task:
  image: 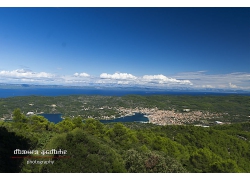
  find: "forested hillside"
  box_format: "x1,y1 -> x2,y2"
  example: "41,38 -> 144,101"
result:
1,109 -> 250,173
1,95 -> 250,122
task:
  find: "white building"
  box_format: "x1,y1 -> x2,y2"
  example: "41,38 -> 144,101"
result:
215,121 -> 223,124
26,112 -> 34,116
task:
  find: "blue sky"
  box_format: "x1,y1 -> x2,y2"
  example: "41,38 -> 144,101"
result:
0,7 -> 249,90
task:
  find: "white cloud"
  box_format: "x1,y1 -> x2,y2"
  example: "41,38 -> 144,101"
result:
143,74 -> 168,81
73,72 -> 90,77
202,85 -> 214,88
229,82 -> 237,88
117,81 -> 129,85
142,74 -> 192,85
0,69 -> 54,79
100,73 -> 137,80
98,73 -> 192,86
173,71 -> 250,90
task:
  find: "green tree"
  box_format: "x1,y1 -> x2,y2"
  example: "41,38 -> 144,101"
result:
72,117 -> 83,128
55,117 -> 76,132
29,115 -> 50,131
42,128 -> 126,173
106,123 -> 138,148
124,149 -> 187,173
83,118 -> 105,137
13,108 -> 26,123
189,148 -> 222,172
210,159 -> 240,173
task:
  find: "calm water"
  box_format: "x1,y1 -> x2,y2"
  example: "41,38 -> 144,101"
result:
99,113 -> 149,124
38,113 -> 148,124
38,113 -> 63,124
0,88 -> 248,98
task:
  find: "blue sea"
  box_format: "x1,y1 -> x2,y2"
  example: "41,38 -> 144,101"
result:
0,88 -> 249,98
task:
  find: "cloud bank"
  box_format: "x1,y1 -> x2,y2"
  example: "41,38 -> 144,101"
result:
0,69 -> 249,91
0,69 -> 54,79
0,69 -> 55,83
173,71 -> 250,90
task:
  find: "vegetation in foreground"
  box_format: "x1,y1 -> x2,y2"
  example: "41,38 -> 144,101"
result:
1,108 -> 250,173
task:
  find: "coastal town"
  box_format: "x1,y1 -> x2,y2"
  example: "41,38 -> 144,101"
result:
115,107 -> 225,125
1,104 -> 226,126
83,105 -> 226,125
1,95 -> 247,125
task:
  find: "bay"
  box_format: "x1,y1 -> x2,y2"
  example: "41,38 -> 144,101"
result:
99,113 -> 149,124
37,113 -> 148,124
38,113 -> 63,124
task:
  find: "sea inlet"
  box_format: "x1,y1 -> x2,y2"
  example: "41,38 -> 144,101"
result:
99,113 -> 149,123
39,113 -> 149,124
